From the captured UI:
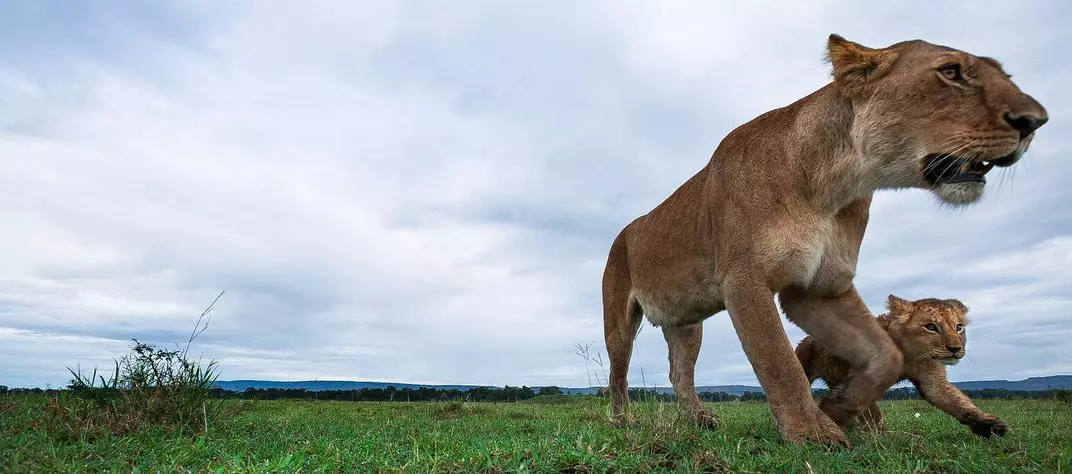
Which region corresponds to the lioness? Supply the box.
[796,295,1009,438]
[602,34,1047,446]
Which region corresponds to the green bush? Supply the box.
[47,291,224,439]
[1053,389,1072,404]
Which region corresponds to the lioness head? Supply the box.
[885,294,969,365]
[826,34,1048,206]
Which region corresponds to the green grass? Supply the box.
[1,395,1069,472]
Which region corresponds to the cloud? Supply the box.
[0,0,1069,389]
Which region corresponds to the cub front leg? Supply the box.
[723,279,849,447]
[910,367,1009,438]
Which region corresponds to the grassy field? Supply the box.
[1,394,1069,473]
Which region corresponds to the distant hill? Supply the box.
[213,380,494,392]
[950,375,1072,391]
[213,375,1072,395]
[559,385,765,396]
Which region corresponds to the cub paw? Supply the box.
[966,413,1010,438]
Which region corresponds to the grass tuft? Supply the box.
[432,399,487,420]
[1052,389,1072,404]
[40,291,227,440]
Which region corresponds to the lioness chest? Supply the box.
[755,215,856,294]
[630,213,857,327]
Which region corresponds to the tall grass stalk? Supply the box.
[57,291,226,439]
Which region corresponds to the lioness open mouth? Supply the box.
[922,153,1006,185]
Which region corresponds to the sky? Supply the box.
[1,0,1069,390]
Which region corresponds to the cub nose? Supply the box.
[946,345,963,353]
[1005,112,1048,139]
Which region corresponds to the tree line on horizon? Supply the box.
[164,385,1072,403]
[3,384,1067,403]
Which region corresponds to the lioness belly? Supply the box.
[633,287,725,327]
[630,264,725,328]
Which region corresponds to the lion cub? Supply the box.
[795,295,1009,438]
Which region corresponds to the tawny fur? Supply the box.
[602,34,1047,447]
[797,295,1008,438]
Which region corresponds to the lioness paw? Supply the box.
[785,424,852,449]
[691,409,720,430]
[781,409,852,449]
[611,411,641,428]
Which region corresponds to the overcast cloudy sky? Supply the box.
[1,1,1069,390]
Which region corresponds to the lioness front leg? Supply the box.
[911,370,1009,438]
[779,286,903,427]
[663,323,718,429]
[724,279,849,447]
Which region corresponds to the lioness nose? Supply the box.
[947,345,963,353]
[1005,112,1048,139]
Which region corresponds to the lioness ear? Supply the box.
[886,294,913,316]
[825,34,898,97]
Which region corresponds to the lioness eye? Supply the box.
[939,64,964,81]
[924,323,939,332]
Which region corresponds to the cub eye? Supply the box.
[924,323,939,332]
[955,324,964,333]
[938,64,964,81]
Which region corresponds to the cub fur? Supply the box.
[796,295,1009,438]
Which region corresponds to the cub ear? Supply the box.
[825,34,898,97]
[886,294,914,317]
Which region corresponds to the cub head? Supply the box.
[826,34,1048,206]
[885,294,970,366]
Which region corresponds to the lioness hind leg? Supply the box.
[602,233,641,423]
[604,298,641,423]
[662,323,719,429]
